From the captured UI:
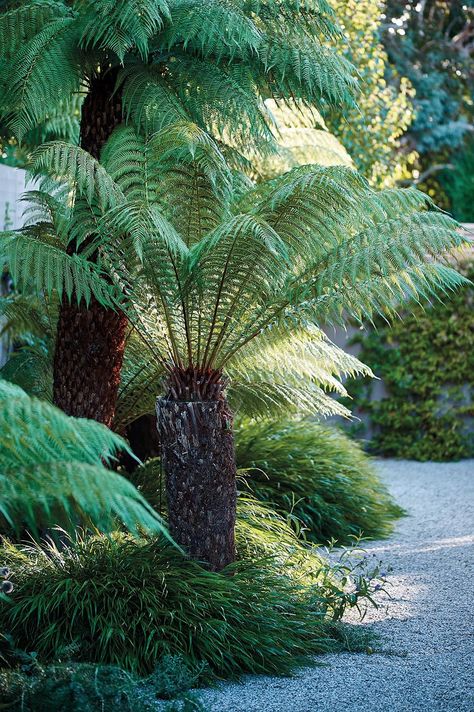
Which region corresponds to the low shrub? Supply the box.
[0,532,381,678]
[0,657,207,711]
[235,419,403,544]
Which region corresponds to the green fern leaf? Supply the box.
[0,380,167,536]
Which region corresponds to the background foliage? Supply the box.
[383,0,474,212]
[328,0,415,188]
[346,264,474,461]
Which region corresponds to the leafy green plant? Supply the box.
[1,116,467,568]
[0,0,358,427]
[0,657,208,711]
[345,263,474,461]
[0,532,381,677]
[235,418,404,544]
[0,379,166,535]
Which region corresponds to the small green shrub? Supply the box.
[345,265,474,461]
[235,419,403,544]
[0,533,380,678]
[0,657,208,712]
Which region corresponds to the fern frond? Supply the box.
[0,229,118,306]
[0,292,52,340]
[164,55,275,149]
[150,122,232,188]
[29,142,124,211]
[0,380,166,536]
[78,0,170,61]
[0,341,53,402]
[115,332,165,429]
[118,62,188,134]
[100,125,154,201]
[0,1,70,60]
[98,202,188,264]
[251,99,353,180]
[2,17,80,139]
[163,0,262,60]
[259,33,357,109]
[188,213,291,368]
[227,325,371,418]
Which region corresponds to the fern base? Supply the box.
[156,395,237,571]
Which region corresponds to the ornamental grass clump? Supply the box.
[236,419,404,544]
[0,532,380,677]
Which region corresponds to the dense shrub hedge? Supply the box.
[346,264,474,461]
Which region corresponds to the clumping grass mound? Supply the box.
[236,419,404,544]
[0,533,374,678]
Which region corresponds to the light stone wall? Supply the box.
[0,164,27,366]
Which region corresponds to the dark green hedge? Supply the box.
[346,266,474,461]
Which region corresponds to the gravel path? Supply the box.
[199,459,474,712]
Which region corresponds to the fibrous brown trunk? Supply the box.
[156,369,237,571]
[53,68,127,427]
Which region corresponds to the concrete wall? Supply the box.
[0,164,27,367]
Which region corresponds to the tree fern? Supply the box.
[4,122,468,405]
[0,0,356,150]
[0,119,468,568]
[0,380,167,536]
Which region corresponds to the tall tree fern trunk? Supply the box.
[156,369,237,571]
[53,69,127,427]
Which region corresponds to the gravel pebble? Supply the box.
[199,459,474,712]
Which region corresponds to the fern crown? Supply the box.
[0,0,357,150]
[1,120,469,421]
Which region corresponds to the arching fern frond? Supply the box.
[164,55,275,150]
[0,292,53,341]
[118,62,188,134]
[259,33,357,109]
[0,380,167,536]
[163,0,262,60]
[29,142,125,211]
[227,325,372,419]
[0,1,70,61]
[77,0,170,61]
[149,122,232,189]
[0,228,118,306]
[2,17,80,139]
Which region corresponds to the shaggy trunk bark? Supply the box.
[53,69,127,427]
[156,370,237,571]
